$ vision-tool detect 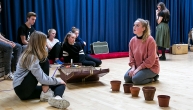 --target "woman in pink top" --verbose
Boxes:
[124,18,160,85]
